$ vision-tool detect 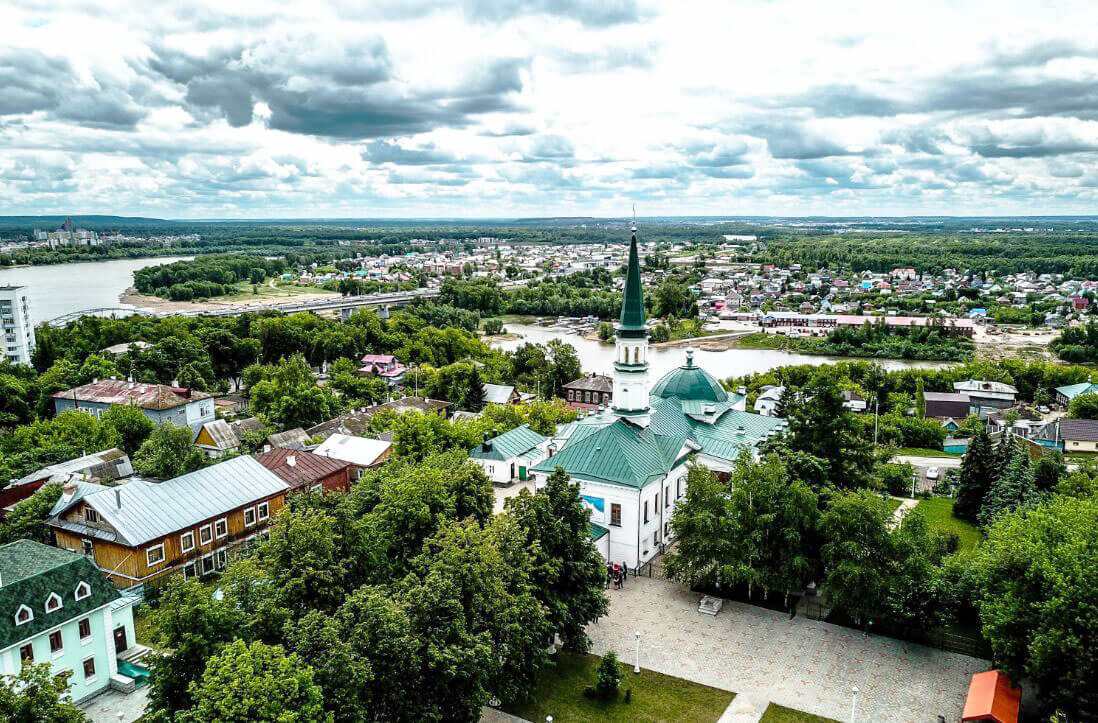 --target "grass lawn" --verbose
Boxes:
[916,497,982,554]
[759,703,840,723]
[503,652,734,723]
[205,280,338,302]
[892,447,961,458]
[884,497,903,513]
[133,604,158,648]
